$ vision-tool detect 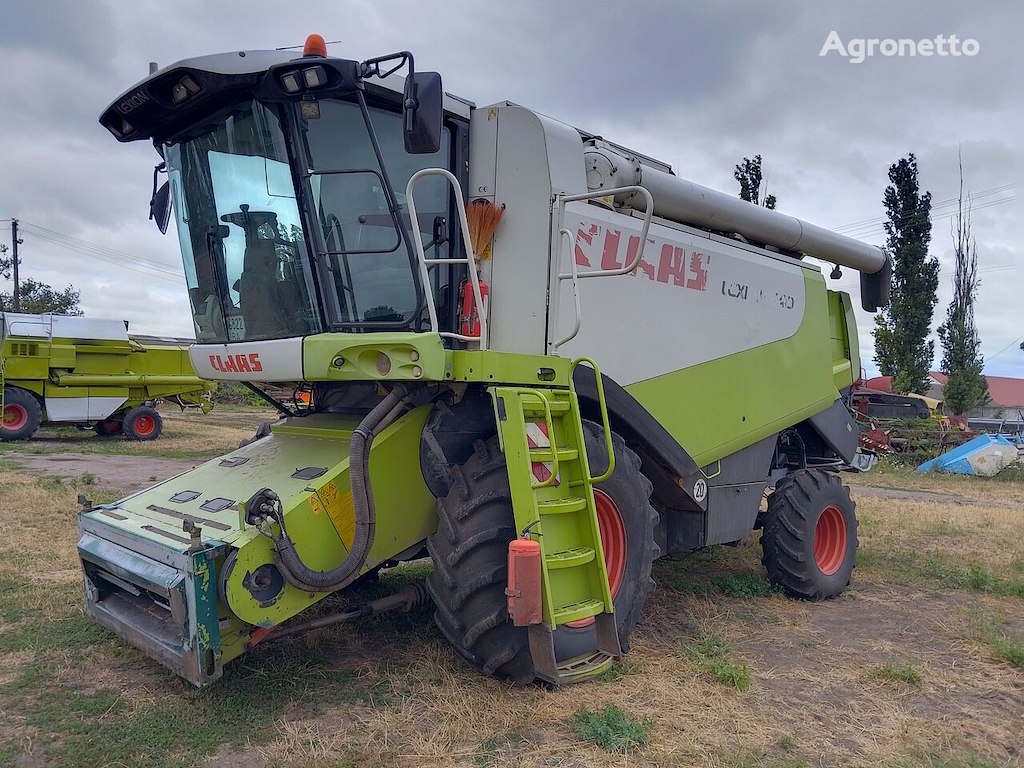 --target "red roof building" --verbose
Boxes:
[862,372,1024,419]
